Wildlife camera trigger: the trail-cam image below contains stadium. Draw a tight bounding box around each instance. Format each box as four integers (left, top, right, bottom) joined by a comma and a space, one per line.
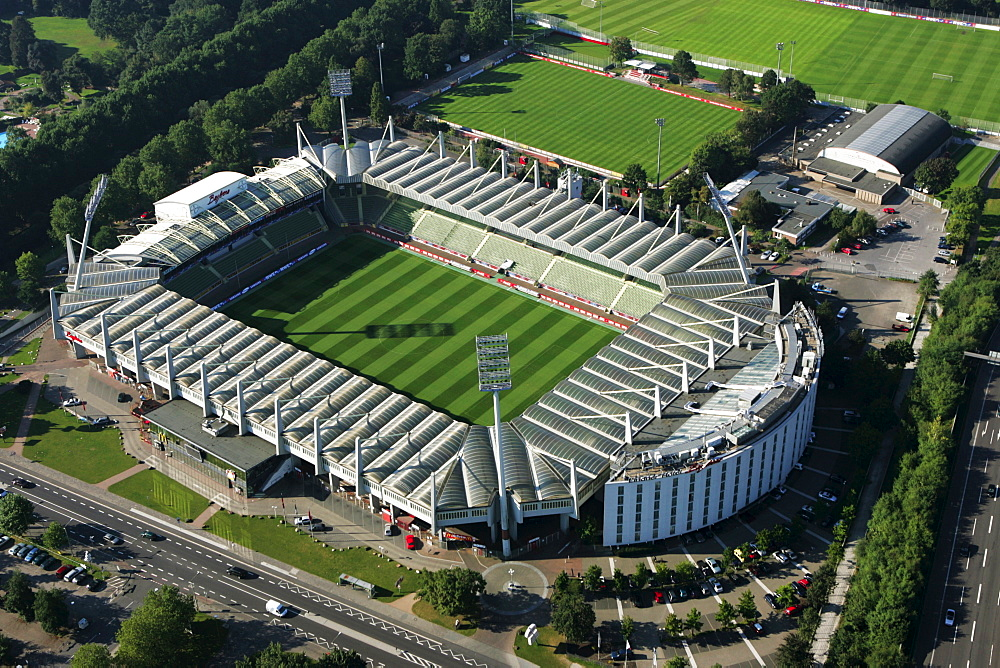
49, 123, 823, 551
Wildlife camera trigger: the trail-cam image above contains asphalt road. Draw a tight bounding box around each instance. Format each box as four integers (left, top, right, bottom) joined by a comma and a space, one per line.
0, 461, 493, 668
915, 325, 1000, 667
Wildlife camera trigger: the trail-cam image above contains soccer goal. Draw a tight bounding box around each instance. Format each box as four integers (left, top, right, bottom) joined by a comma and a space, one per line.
932, 73, 954, 82
580, 0, 598, 7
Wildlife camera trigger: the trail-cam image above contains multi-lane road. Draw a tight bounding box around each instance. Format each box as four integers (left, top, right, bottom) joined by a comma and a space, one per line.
916, 327, 1000, 667
0, 460, 495, 668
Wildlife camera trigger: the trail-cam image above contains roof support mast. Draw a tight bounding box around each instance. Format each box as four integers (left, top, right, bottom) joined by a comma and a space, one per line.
73, 175, 108, 291
703, 173, 750, 283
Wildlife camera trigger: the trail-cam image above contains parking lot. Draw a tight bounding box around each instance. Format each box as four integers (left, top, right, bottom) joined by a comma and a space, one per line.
583, 420, 854, 667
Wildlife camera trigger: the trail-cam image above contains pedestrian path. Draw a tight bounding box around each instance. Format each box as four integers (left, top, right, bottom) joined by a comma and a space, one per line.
95, 462, 148, 490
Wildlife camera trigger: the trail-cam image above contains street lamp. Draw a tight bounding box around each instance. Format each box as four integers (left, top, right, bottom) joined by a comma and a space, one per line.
776, 42, 784, 81
654, 118, 665, 186
788, 40, 797, 79
376, 43, 385, 92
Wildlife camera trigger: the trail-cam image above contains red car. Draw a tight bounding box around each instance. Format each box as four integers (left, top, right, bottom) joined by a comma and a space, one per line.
405, 534, 417, 550
55, 565, 71, 579
891, 324, 911, 332
139, 211, 153, 219
653, 590, 665, 604
840, 248, 854, 255
883, 207, 897, 214
851, 243, 862, 250
785, 605, 804, 617
797, 578, 812, 589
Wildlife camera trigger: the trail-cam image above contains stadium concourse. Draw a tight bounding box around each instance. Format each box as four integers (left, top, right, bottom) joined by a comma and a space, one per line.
49, 133, 823, 551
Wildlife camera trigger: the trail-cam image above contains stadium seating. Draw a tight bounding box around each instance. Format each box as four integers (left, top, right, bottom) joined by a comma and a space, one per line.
475, 235, 556, 279
378, 199, 423, 235
611, 283, 664, 318
543, 258, 624, 306
262, 209, 324, 249
335, 196, 361, 224
360, 196, 391, 224
164, 266, 221, 300
442, 222, 488, 257
411, 211, 457, 245
210, 239, 274, 279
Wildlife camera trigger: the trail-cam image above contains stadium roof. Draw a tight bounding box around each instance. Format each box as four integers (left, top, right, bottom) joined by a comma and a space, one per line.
819, 104, 951, 176
102, 158, 324, 267
155, 171, 246, 210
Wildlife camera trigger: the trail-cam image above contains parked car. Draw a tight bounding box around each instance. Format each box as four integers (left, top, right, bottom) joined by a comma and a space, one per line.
851, 243, 863, 250
764, 593, 779, 609
988, 483, 997, 498
768, 251, 781, 261
653, 590, 665, 604
840, 247, 854, 255
61, 398, 82, 407
773, 550, 789, 564
891, 323, 911, 332
709, 577, 724, 594
837, 306, 848, 319
15, 544, 32, 558
749, 621, 765, 635
705, 557, 723, 574
797, 578, 812, 589
117, 392, 132, 403
944, 608, 956, 626
785, 605, 804, 617
0, 535, 11, 550
882, 207, 898, 214
609, 648, 634, 661
938, 249, 952, 257
405, 535, 418, 550
791, 581, 808, 597
293, 516, 321, 526
64, 566, 85, 582
818, 489, 839, 503
7, 542, 25, 556
830, 474, 847, 486
72, 569, 90, 584
934, 256, 949, 264
699, 581, 712, 597
55, 565, 71, 579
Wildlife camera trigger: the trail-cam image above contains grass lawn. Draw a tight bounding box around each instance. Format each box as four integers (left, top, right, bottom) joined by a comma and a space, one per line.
29, 17, 116, 61
513, 626, 604, 668
418, 55, 740, 176
0, 387, 28, 448
23, 397, 136, 482
411, 599, 477, 636
224, 236, 617, 424
6, 337, 41, 365
938, 144, 998, 205
518, 0, 1000, 123
205, 513, 422, 601
109, 468, 209, 522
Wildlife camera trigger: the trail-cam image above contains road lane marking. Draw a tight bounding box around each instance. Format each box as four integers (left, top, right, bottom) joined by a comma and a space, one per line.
972, 620, 977, 643
991, 516, 994, 534
978, 584, 982, 604
984, 549, 989, 569
973, 518, 978, 535
989, 643, 993, 664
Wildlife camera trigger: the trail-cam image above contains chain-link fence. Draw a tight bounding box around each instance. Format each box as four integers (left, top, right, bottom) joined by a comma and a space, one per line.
809, 0, 1000, 27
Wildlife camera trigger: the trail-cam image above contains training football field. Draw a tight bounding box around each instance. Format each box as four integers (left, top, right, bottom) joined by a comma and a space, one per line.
224, 236, 617, 424
417, 55, 740, 175
519, 0, 1000, 123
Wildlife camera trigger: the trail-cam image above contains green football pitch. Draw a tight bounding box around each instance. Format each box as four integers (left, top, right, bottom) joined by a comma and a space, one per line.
223, 236, 617, 424
418, 55, 740, 175
518, 0, 1000, 123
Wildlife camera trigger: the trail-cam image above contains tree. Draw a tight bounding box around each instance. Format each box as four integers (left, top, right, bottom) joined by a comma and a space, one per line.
674, 561, 696, 583
717, 68, 736, 97
761, 79, 816, 125
731, 71, 755, 101
848, 209, 878, 240
583, 564, 603, 592
166, 120, 209, 169
42, 521, 69, 551
612, 567, 627, 593
633, 562, 650, 589
621, 163, 648, 193
418, 568, 486, 618
776, 632, 813, 666
0, 493, 35, 535
9, 16, 37, 69
316, 648, 366, 668
370, 82, 389, 126
608, 36, 632, 65
41, 70, 64, 102
72, 645, 115, 668
760, 69, 778, 90
734, 189, 781, 230
774, 584, 797, 608
550, 592, 595, 643
429, 0, 455, 25
205, 119, 252, 171
15, 250, 44, 285
621, 615, 635, 642
26, 40, 58, 74
116, 585, 199, 667
663, 612, 685, 640
34, 587, 68, 633
914, 156, 958, 194
714, 599, 738, 629
654, 562, 673, 586
138, 162, 178, 201
308, 95, 339, 133
935, 108, 951, 123
666, 658, 688, 668
467, 0, 507, 52
737, 590, 758, 621
918, 269, 940, 300
236, 642, 314, 667
673, 50, 698, 85
49, 195, 85, 243
0, 21, 11, 65
3, 570, 34, 621
881, 339, 916, 368
476, 137, 498, 169
404, 33, 441, 80
684, 608, 703, 637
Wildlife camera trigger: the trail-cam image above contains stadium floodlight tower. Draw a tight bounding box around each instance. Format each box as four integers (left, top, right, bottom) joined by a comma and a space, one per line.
327, 69, 353, 152
476, 334, 513, 558
72, 174, 108, 291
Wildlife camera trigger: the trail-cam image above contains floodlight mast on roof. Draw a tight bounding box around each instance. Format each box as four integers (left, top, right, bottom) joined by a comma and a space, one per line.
327, 69, 352, 152
476, 334, 512, 558
72, 174, 108, 291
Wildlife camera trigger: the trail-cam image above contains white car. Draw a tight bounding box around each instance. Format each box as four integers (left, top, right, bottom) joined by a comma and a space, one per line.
708, 577, 724, 593
705, 557, 722, 574
818, 490, 839, 503
266, 599, 289, 617
768, 251, 781, 261
61, 398, 82, 407
293, 516, 321, 526
760, 251, 771, 261
773, 551, 789, 564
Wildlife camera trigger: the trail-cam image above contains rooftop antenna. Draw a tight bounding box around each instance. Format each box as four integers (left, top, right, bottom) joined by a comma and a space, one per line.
73, 174, 108, 291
